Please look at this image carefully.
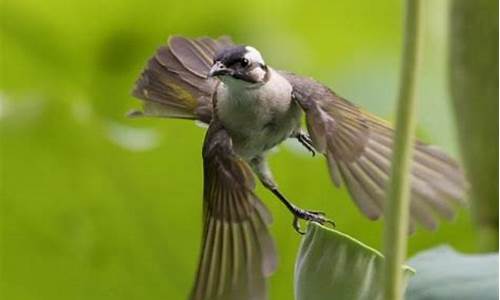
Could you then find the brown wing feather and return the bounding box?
[283,72,467,230]
[132,36,234,123]
[191,122,277,300]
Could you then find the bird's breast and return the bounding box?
[216,72,301,159]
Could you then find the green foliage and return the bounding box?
[0,1,480,299]
[293,226,498,300]
[406,246,499,300]
[449,0,499,251]
[295,223,414,300]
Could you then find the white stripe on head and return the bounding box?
[244,46,265,65]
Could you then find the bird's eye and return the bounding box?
[240,58,249,67]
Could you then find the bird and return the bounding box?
[131,36,466,300]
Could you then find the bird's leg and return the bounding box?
[293,131,316,157]
[250,156,335,234]
[269,188,335,234]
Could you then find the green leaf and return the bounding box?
[449,0,499,251]
[406,246,499,300]
[295,223,414,300]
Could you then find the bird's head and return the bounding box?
[208,45,269,86]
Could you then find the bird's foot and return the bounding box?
[269,187,334,234]
[292,209,336,234]
[296,133,316,157]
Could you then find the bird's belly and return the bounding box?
[217,97,301,160]
[233,125,293,159]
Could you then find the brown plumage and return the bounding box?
[132,36,467,300]
[191,122,276,300]
[132,36,233,123]
[284,73,467,229]
[133,36,278,300]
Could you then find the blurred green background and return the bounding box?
[0,0,478,299]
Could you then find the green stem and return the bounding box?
[382,0,424,299]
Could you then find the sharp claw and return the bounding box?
[307,147,316,157]
[291,209,336,234]
[305,144,316,157]
[309,210,325,216]
[325,219,336,228]
[315,214,336,229]
[296,134,316,157]
[293,216,306,235]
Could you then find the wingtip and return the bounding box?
[167,35,182,44]
[217,35,234,45]
[127,109,144,118]
[168,35,191,48]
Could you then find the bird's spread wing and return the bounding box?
[132,36,234,123]
[282,72,467,230]
[191,122,277,300]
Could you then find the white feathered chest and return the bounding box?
[215,69,302,160]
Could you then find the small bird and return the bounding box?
[131,36,466,300]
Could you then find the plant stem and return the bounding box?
[382,0,424,299]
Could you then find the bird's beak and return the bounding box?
[208,61,231,77]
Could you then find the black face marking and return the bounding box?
[214,46,247,66]
[212,45,268,84]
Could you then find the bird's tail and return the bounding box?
[131,36,234,123]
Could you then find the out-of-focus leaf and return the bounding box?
[294,223,414,300]
[449,0,499,251]
[406,246,499,300]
